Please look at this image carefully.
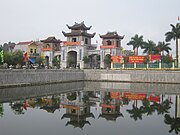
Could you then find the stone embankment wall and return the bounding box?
[0,69,180,88]
[84,69,180,84]
[0,69,84,87]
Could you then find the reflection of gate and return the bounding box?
[45,56,49,67]
[67,51,77,68]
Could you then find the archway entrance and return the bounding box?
[67,51,77,68]
[45,56,49,67]
[104,54,111,68]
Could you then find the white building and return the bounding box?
[61,22,96,69]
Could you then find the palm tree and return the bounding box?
[157,41,172,55]
[164,114,180,134]
[165,23,180,66]
[127,34,144,55]
[127,103,143,121]
[142,40,156,55]
[141,98,156,116]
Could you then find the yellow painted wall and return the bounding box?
[28,43,37,53]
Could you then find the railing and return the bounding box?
[111,62,175,70]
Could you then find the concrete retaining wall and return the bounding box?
[0,69,180,88]
[84,69,180,84]
[0,69,84,86]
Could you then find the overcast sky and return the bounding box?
[0,0,180,55]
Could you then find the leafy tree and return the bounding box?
[52,56,60,67]
[165,23,180,66]
[4,50,24,66]
[0,48,3,65]
[127,34,145,55]
[104,54,111,68]
[36,56,44,66]
[3,42,15,52]
[4,51,13,65]
[12,50,24,66]
[162,55,174,64]
[83,56,90,64]
[142,40,156,55]
[96,55,100,63]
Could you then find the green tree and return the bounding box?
[142,40,156,55]
[157,41,172,55]
[3,42,15,52]
[83,56,90,64]
[165,23,180,66]
[104,54,111,68]
[36,56,44,66]
[12,50,24,66]
[4,51,13,65]
[162,55,174,64]
[52,56,60,67]
[127,34,145,55]
[0,48,3,65]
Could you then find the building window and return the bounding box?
[46,44,50,48]
[71,109,76,114]
[34,49,36,53]
[107,40,112,45]
[85,38,88,44]
[30,49,33,53]
[116,40,119,47]
[72,38,77,42]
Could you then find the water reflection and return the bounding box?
[0,82,180,135]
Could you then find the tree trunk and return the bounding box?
[136,47,139,56]
[176,39,179,67]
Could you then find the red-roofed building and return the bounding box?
[14,41,40,64]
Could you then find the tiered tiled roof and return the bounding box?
[100,32,124,39]
[62,22,96,38]
[41,36,61,43]
[66,21,92,30]
[62,31,95,38]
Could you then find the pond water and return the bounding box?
[0,82,180,135]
